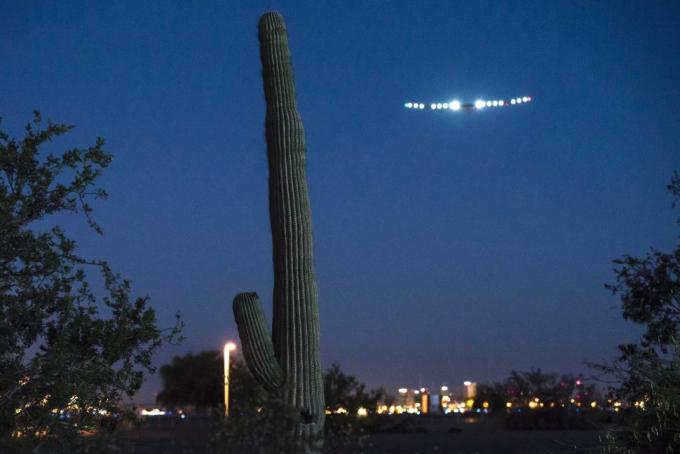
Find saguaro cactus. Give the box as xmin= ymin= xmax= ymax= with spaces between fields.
xmin=232 ymin=10 xmax=324 ymax=442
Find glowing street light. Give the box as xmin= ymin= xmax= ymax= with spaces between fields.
xmin=224 ymin=342 xmax=237 ymax=416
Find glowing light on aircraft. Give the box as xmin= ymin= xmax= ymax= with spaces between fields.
xmin=404 ymin=96 xmax=533 ymax=112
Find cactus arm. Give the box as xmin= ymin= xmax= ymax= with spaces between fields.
xmin=233 ymin=292 xmax=284 ymax=392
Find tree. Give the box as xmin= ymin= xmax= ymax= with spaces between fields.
xmin=323 ymin=364 xmax=386 ymax=415
xmin=157 ymin=351 xmax=224 ymax=411
xmin=606 ymin=172 xmax=680 ymax=356
xmin=596 ymin=172 xmax=680 ymax=452
xmin=0 ymin=112 xmax=181 ymax=451
xmin=477 ymin=369 xmax=594 ymax=411
xmin=157 ymin=352 xmax=266 ymax=414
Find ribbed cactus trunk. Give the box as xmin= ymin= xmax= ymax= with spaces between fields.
xmin=233 ymin=10 xmax=324 ymax=447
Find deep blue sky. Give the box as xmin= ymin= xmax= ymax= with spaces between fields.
xmin=2 ymin=1 xmax=679 ymax=403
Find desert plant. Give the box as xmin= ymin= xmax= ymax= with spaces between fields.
xmin=210 ymin=396 xmax=320 ymax=454
xmin=0 ymin=112 xmax=182 ymax=452
xmin=599 ymin=340 xmax=680 ymax=453
xmin=232 ymin=11 xmax=324 ymax=450
xmin=595 ymin=172 xmax=680 ymax=452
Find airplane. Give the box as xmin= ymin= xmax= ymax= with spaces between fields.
xmin=404 ymin=96 xmax=532 ymax=111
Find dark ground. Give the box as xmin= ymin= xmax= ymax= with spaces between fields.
xmin=124 ymin=415 xmax=602 ymax=454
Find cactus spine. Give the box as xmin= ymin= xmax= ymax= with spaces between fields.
xmin=233 ymin=10 xmax=324 ymax=442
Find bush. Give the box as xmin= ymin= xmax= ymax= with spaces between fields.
xmin=209 ymin=399 xmax=365 ymax=454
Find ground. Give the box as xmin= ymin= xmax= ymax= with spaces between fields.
xmin=123 ymin=415 xmax=601 ymax=453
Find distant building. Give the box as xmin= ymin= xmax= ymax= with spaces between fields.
xmin=429 ymin=394 xmax=441 ymax=413
xmin=397 ymin=387 xmax=415 ymax=407
xmin=439 ymin=385 xmax=451 ymax=412
xmin=464 ymin=381 xmax=477 ymax=399
xmin=420 ymin=392 xmax=429 ymax=415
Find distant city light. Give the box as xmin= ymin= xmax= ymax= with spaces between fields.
xmin=440 ymin=385 xmax=448 ymax=391
xmin=398 ymin=388 xmax=407 ymax=394
xmin=463 ymin=381 xmax=472 ymax=386
xmin=140 ymin=408 xmax=166 ymax=416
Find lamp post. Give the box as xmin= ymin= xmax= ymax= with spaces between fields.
xmin=223 ymin=342 xmax=237 ymax=416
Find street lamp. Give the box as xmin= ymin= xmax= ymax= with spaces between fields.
xmin=224 ymin=342 xmax=237 ymax=416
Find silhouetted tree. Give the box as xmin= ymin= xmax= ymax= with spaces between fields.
xmin=600 ymin=173 xmax=680 ymax=394
xmin=323 ymin=363 xmax=386 ymax=414
xmin=479 ymin=369 xmax=593 ymax=409
xmin=157 ymin=352 xmax=266 ymax=414
xmin=0 ymin=112 xmax=182 ymax=451
xmin=157 ymin=351 xmax=222 ymax=411
xmin=596 ymin=173 xmax=680 ymax=453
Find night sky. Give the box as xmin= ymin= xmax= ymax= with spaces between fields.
xmin=2 ymin=1 xmax=679 ymax=403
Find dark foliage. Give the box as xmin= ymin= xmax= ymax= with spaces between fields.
xmin=323 ymin=363 xmax=387 ymax=415
xmin=209 ymin=400 xmax=367 ymax=454
xmin=209 ymin=396 xmax=318 ymax=454
xmin=595 ymin=173 xmax=680 ymax=452
xmin=202 ymin=362 xmax=373 ymax=453
xmin=477 ymin=368 xmax=595 ymax=412
xmin=0 ymin=112 xmax=182 ymax=451
xmin=157 ymin=352 xmax=266 ymax=413
xmin=604 ymin=173 xmax=680 ymax=384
